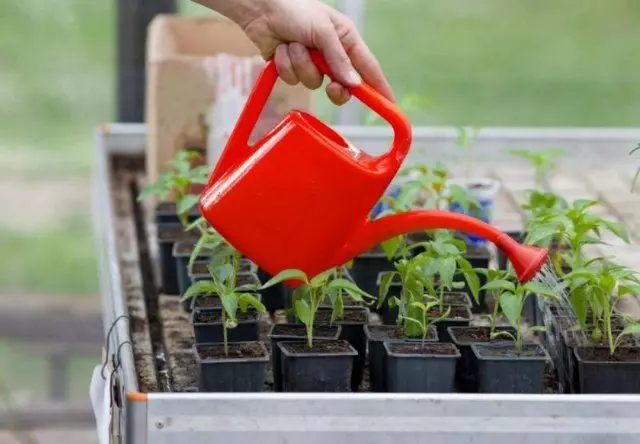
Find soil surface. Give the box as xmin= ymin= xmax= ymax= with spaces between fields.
xmin=427 ymin=305 xmax=471 ymax=320
xmin=564 ymin=329 xmax=636 ymax=348
xmin=443 ymin=292 xmax=471 ymax=306
xmin=270 ymin=324 xmax=339 ymax=338
xmin=169 ymin=352 xmax=198 ymax=391
xmin=197 ymin=342 xmax=267 ymax=360
xmin=451 ymin=326 xmax=514 ymax=343
xmin=193 ymin=297 xmax=222 ymax=308
xmin=193 ymin=310 xmax=258 ymax=324
xmin=577 ymin=346 xmax=640 ymax=362
xmin=315 ymin=307 xmax=368 ymax=324
xmin=388 ymin=342 xmax=458 ymax=356
xmin=367 ymin=325 xmax=438 ymax=341
xmin=157 ymin=224 xmax=199 ymax=241
xmin=475 ymin=344 xmax=547 ymax=359
xmin=281 ymin=340 xmax=351 ymax=354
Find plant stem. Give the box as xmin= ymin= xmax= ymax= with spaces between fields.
xmin=490 ymin=292 xmax=500 ymax=334
xmin=222 ymin=312 xmax=229 ymax=357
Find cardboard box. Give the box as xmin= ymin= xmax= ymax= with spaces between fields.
xmin=145 ymin=14 xmax=311 ymax=184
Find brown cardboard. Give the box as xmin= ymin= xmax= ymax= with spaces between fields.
xmin=145 ymin=14 xmax=311 ymax=184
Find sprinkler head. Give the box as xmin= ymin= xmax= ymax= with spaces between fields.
xmin=498 ymin=236 xmax=549 ymax=283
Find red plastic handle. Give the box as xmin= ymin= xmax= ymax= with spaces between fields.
xmin=210 ymin=49 xmax=412 ymax=183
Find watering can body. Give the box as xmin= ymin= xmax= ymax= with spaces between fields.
xmin=199 ymin=50 xmax=548 ymax=283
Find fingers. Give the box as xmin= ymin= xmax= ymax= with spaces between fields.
xmin=274 ymin=43 xmax=324 ymax=91
xmin=314 ymin=24 xmax=362 ymax=89
xmin=274 ymin=44 xmax=298 ymax=86
xmin=326 ymin=81 xmax=351 ymax=106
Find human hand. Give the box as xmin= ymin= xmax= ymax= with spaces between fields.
xmin=199 ymin=0 xmax=394 ymax=106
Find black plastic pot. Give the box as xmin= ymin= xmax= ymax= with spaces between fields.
xmin=268 ymin=323 xmax=341 ymax=392
xmin=471 ymin=343 xmax=549 ymax=393
xmin=429 ymin=305 xmax=472 ymax=343
xmin=350 ymin=247 xmax=394 ymax=313
xmin=190 ymin=309 xmax=260 ymax=345
xmin=315 ymin=307 xmax=370 ymax=391
xmin=154 ymin=202 xmax=201 ymax=225
xmin=448 ymin=326 xmax=517 ymax=393
xmin=173 ymin=241 xmax=212 ymax=296
xmin=195 ymin=341 xmax=268 ymax=392
xmin=377 ymin=273 xmax=401 ymax=325
xmin=279 ymin=340 xmax=357 ymax=392
xmin=574 ymin=345 xmax=640 ymax=394
xmin=257 ymin=268 xmax=291 ymax=314
xmin=157 ymin=223 xmax=200 ymax=295
xmin=182 ymin=271 xmax=261 ymax=313
xmin=188 ymin=259 xmax=256 ymax=284
xmin=384 ymin=341 xmax=460 ymax=393
xmin=365 ymin=324 xmax=438 ymax=392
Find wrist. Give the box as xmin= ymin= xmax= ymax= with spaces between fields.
xmin=194 ymin=0 xmax=275 ymax=28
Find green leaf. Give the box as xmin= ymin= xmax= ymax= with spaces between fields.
xmin=181 ymin=280 xmax=219 ymax=302
xmin=328 ymin=288 xmax=344 ymax=322
xmin=238 ymin=293 xmax=266 ymax=313
xmin=439 ymin=257 xmax=457 ymax=286
xmin=219 ymin=291 xmax=238 ymax=320
xmin=529 ymin=326 xmax=547 ymax=333
xmin=261 ymin=269 xmax=308 ymax=289
xmin=381 ymin=236 xmax=403 ymax=259
xmin=499 ymin=292 xmax=521 ymax=328
xmin=481 ymin=280 xmax=516 ymax=293
xmin=601 ymin=220 xmax=630 ymax=243
xmin=310 ymin=269 xmax=336 ymax=287
xmin=527 ymin=224 xmax=560 ymax=245
xmin=377 ymin=271 xmax=397 ymax=309
xmin=570 ymin=288 xmax=589 ymax=328
xmin=328 ymin=279 xmax=374 ymax=299
xmin=524 ymin=281 xmax=558 ymax=299
xmin=294 ymin=299 xmax=313 ymax=325
xmin=620 ymin=324 xmax=640 ymax=336
xmin=457 ymin=257 xmax=480 ymax=302
xmin=176 ymin=194 xmax=199 ymax=215
xmin=210 ymin=263 xmax=233 ymax=284
xmin=388 ymin=296 xmax=401 ymax=309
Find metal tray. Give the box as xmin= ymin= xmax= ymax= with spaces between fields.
xmin=94 ymin=123 xmax=640 ymax=443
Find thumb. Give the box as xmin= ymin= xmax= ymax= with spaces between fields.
xmin=315 ymin=26 xmax=361 ymax=88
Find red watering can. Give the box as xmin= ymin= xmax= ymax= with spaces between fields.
xmin=199 ymin=50 xmax=548 ymax=284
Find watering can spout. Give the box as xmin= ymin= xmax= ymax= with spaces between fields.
xmin=338 ymin=211 xmax=548 ymax=283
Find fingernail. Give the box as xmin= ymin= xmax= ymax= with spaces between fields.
xmin=347 ymin=70 xmax=361 ymax=86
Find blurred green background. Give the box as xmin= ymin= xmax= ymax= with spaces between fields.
xmin=0 ymin=0 xmax=638 ymax=401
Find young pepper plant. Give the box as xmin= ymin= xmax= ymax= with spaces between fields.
xmin=182 ymin=250 xmax=265 ymax=356
xmin=404 ymin=294 xmax=451 ymax=345
xmin=563 ymin=261 xmax=640 ymax=353
xmin=505 ymin=147 xmax=565 ymax=189
xmin=480 ymin=275 xmax=558 ymax=354
xmin=475 ymin=268 xmax=512 ymax=335
xmin=261 ymin=269 xmax=373 ymax=347
xmin=138 ymin=150 xmax=211 ymax=228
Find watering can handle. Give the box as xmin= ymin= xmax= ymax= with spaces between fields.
xmin=213 ymin=49 xmax=412 ymax=183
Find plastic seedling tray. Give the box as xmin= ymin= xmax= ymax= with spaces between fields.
xmin=95 ymin=123 xmax=640 ymax=443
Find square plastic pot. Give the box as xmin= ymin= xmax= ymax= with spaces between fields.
xmin=365 ymin=325 xmax=438 ymax=392
xmin=278 ymin=340 xmax=357 ymax=392
xmin=190 ymin=309 xmax=260 ymax=345
xmin=268 ymin=324 xmax=341 ymax=392
xmin=575 ymin=346 xmax=640 ymax=394
xmin=384 ymin=341 xmax=460 ymax=393
xmin=195 ymin=341 xmax=268 ymax=392
xmin=157 ymin=222 xmax=199 ymax=294
xmin=257 ymin=268 xmax=291 ymax=314
xmin=471 ymin=343 xmax=549 ymax=394
xmin=350 ymin=248 xmax=394 ymax=313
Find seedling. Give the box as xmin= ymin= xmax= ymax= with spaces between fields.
xmin=261 ymin=269 xmax=373 ymax=347
xmin=404 ymin=295 xmax=451 ymax=345
xmin=630 ymin=143 xmax=640 ymax=192
xmin=476 ymin=268 xmax=512 ymax=334
xmin=182 ymin=249 xmax=264 ymax=356
xmin=480 ymin=275 xmax=557 ymax=354
xmin=563 ymin=261 xmax=640 ymax=354
xmin=138 ymin=150 xmax=211 ymax=227
xmin=455 ymin=126 xmax=480 ymax=182
xmin=506 ymin=147 xmax=565 ymax=189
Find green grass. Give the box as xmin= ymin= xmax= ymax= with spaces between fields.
xmin=0 ymin=217 xmax=98 ymax=296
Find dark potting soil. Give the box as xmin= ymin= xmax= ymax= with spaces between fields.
xmin=427 ymin=305 xmax=470 ymax=320
xmin=315 ymin=308 xmax=368 ymax=324
xmin=367 ymin=325 xmax=404 ymax=341
xmin=476 ymin=345 xmax=547 ymax=359
xmin=169 ymin=352 xmax=198 ymax=391
xmin=157 ymin=225 xmax=199 ymax=241
xmin=271 ymin=324 xmax=338 ymax=337
xmin=281 ymin=340 xmax=351 ymax=354
xmin=443 ymin=293 xmax=471 ymax=306
xmin=197 ymin=342 xmax=267 ymax=360
xmin=387 ymin=342 xmax=458 ymax=356
xmin=452 ymin=327 xmax=510 ymax=343
xmin=578 ymin=347 xmax=640 ymax=363
xmin=193 ymin=297 xmax=222 ymax=308
xmin=193 ymin=310 xmax=257 ymax=324
xmin=130 ymin=315 xmax=147 ymax=334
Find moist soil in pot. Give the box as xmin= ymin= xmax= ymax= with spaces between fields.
xmin=268 ymin=324 xmax=341 ymax=392
xmin=471 ymin=343 xmax=549 ymax=394
xmin=191 ymin=310 xmax=260 ymax=344
xmin=314 ymin=307 xmax=370 ymax=391
xmin=196 ymin=342 xmax=268 ymax=392
xmin=279 ymin=340 xmax=357 ymax=392
xmin=385 ymin=341 xmax=460 ymax=393
xmin=448 ymin=326 xmax=516 ymax=393
xmin=427 ymin=305 xmax=472 ymax=343
xmin=575 ymin=346 xmax=640 ymax=394
xmin=365 ymin=324 xmax=438 ymax=392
